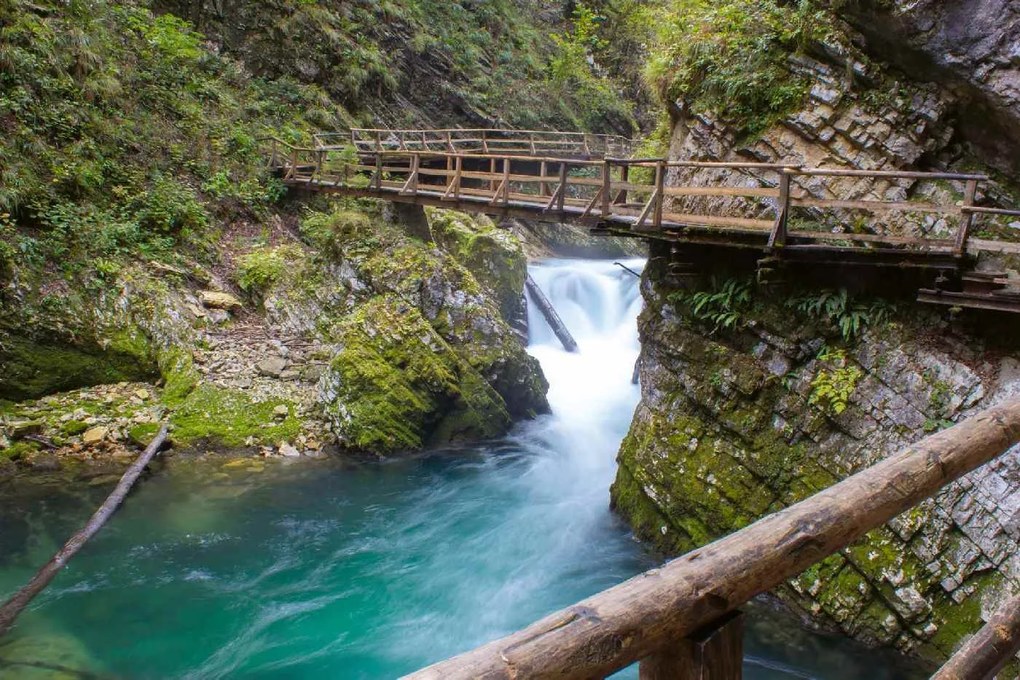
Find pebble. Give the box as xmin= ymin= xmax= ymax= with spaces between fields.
xmin=278 ymin=442 xmax=301 ymax=458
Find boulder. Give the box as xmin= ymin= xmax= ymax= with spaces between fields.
xmin=200 ymin=291 xmax=243 ymax=311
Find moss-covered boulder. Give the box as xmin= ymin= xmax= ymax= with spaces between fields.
xmin=427 ymin=209 xmax=526 ymax=324
xmin=319 ymin=294 xmax=510 ymax=454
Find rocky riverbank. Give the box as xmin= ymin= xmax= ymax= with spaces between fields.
xmin=0 ymin=205 xmax=550 ymax=472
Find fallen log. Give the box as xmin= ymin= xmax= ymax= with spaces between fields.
xmin=0 ymin=423 xmax=169 ymax=637
xmin=525 ymin=273 xmax=578 ymax=353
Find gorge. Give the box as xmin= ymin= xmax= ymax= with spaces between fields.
xmin=3 ymin=0 xmax=1020 ymax=676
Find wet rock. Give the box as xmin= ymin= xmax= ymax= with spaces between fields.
xmin=278 ymin=442 xmax=301 ymax=458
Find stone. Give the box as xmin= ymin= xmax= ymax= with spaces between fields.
xmin=199 ymin=291 xmax=243 ymax=311
xmin=278 ymin=442 xmax=301 ymax=458
xmin=257 ymin=356 xmax=288 ymax=378
xmin=207 ymin=309 xmax=230 ymax=324
xmin=82 ymin=427 xmax=108 ymax=445
xmin=135 ymin=389 xmax=150 ymax=400
xmin=273 ymin=404 xmax=290 ymax=419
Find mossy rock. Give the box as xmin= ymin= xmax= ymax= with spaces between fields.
xmin=0 ymin=335 xmax=157 ymax=402
xmin=320 ymin=294 xmax=511 ymax=454
xmin=427 ymin=209 xmax=527 ymax=323
xmin=169 ymin=385 xmax=300 ymax=449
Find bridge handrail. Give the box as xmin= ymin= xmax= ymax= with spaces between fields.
xmin=268 ymin=140 xmax=1020 ymax=257
xmin=403 ymin=399 xmax=1020 ymax=679
xmin=316 ymin=127 xmax=636 ymax=158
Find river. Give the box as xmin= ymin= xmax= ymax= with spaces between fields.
xmin=0 ymin=258 xmax=923 ymax=678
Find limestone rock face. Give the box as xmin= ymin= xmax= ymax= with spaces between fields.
xmin=837 ymin=0 xmax=1020 ymax=175
xmin=611 ymin=257 xmax=1020 ymax=667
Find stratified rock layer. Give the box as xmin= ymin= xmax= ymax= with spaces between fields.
xmin=611 ymin=257 xmax=1020 ymax=668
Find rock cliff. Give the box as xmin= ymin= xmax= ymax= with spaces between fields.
xmin=613 ymin=1 xmax=1020 ymax=669
xmin=612 ymin=256 xmax=1020 ymax=666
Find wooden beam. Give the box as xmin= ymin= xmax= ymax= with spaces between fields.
xmin=639 ymin=611 xmax=744 ymax=680
xmin=932 ymin=592 xmax=1020 ymax=680
xmin=955 ymin=179 xmax=979 ymax=256
xmin=404 ymin=399 xmax=1020 ymax=680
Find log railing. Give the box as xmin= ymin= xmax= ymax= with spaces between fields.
xmin=312 ymin=128 xmax=635 ymax=159
xmin=266 ymin=138 xmax=1020 ymax=258
xmin=402 ymin=399 xmax=1020 ymax=679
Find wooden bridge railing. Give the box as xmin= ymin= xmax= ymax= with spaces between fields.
xmin=312 ymin=128 xmax=635 ymax=159
xmin=265 ymin=137 xmax=1020 ymax=259
xmin=401 ymin=399 xmax=1020 ymax=679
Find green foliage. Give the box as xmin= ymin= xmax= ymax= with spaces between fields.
xmin=547 ymin=3 xmax=636 ymax=132
xmin=235 ymin=245 xmax=298 ymax=295
xmin=809 ymin=348 xmax=862 ymax=416
xmin=300 ymin=207 xmax=377 ymax=258
xmin=0 ymin=0 xmax=339 ymax=279
xmin=787 ymin=288 xmax=894 ymax=342
xmin=645 ymin=0 xmax=830 ymax=137
xmin=670 ymin=277 xmax=753 ymax=333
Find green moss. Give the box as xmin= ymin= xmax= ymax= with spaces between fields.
xmin=169 ymin=385 xmax=300 ymax=448
xmin=159 ymin=348 xmax=200 ymax=407
xmin=323 ymin=294 xmax=510 ymax=454
xmin=61 ymin=420 xmax=89 ymax=436
xmin=2 ymin=441 xmax=40 ymax=460
xmin=127 ymin=422 xmax=162 ymax=447
xmin=0 ymin=335 xmax=158 ymax=401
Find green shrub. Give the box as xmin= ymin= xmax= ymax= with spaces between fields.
xmin=787 ymin=288 xmax=894 ymax=342
xmin=645 ymin=0 xmax=829 ymax=137
xmin=236 ymin=246 xmax=297 ymax=294
xmin=670 ymin=276 xmax=753 ymax=332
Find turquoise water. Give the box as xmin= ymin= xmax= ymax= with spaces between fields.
xmin=0 ymin=259 xmax=924 ymax=678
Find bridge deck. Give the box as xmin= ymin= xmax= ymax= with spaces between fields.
xmin=266 ymin=135 xmax=1020 ymax=311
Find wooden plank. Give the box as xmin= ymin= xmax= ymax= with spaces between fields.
xmin=967 ymin=238 xmax=1020 ymax=255
xmin=639 ymin=611 xmax=744 ymax=680
xmin=796 ymin=168 xmax=987 ymax=181
xmin=404 ymin=399 xmax=1020 ymax=680
xmin=787 ymin=230 xmax=955 ymax=247
xmin=964 ymin=206 xmax=1020 ymax=217
xmin=956 ymin=179 xmax=979 ymax=255
xmin=768 ymin=172 xmax=791 ymax=249
xmin=791 ymin=197 xmax=956 ymax=214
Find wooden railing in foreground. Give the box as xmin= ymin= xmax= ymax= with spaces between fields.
xmin=313 ymin=128 xmax=635 ymax=158
xmin=265 ymin=138 xmax=1020 ymax=260
xmin=403 ymin=400 xmax=1020 ymax=679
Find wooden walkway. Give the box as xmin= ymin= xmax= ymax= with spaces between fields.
xmin=266 ymin=131 xmax=1020 ymax=311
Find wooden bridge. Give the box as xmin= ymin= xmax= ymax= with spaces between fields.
xmin=400 ymin=399 xmax=1020 ymax=679
xmin=267 ymin=129 xmax=1020 ymax=311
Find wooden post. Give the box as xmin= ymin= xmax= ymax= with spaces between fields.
xmin=540 ymin=161 xmax=549 ymax=198
xmin=768 ymin=170 xmax=792 ymax=249
xmin=482 ymin=129 xmax=489 ymax=153
xmin=375 ymin=131 xmax=381 ymax=152
xmin=446 ymin=131 xmax=454 ymax=152
xmin=501 ymin=157 xmax=511 ymax=205
xmin=653 ymin=161 xmax=666 ymax=228
xmin=615 ymin=165 xmax=630 ymax=205
xmin=955 ymin=179 xmax=978 ymax=256
xmin=287 ymin=147 xmax=298 ymax=180
xmin=932 ymin=592 xmax=1020 ymax=680
xmin=602 ymin=160 xmax=612 ymax=218
xmin=453 ymin=155 xmax=462 ymax=200
xmin=374 ymin=153 xmax=383 ymax=191
xmin=639 ymin=611 xmax=744 ymax=680
xmin=489 ymin=157 xmax=497 ymax=192
xmin=557 ymin=162 xmax=567 ymax=213
xmin=0 ymin=425 xmax=169 ymax=637
xmin=398 ymin=131 xmax=406 ymax=151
